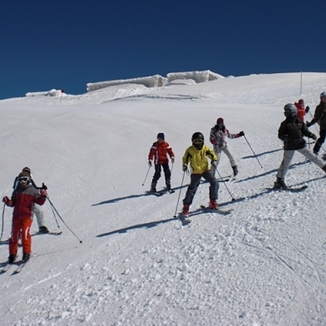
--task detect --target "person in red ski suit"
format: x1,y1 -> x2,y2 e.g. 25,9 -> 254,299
148,133 -> 175,192
294,99 -> 310,121
2,171 -> 47,264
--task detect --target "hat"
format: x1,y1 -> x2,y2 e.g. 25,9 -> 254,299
298,99 -> 304,105
22,167 -> 31,175
18,171 -> 30,179
216,117 -> 224,124
157,133 -> 165,140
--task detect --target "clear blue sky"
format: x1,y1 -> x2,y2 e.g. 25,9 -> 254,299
1,0 -> 324,99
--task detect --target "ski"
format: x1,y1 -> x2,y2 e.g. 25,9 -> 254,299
146,191 -> 164,197
0,263 -> 12,274
12,261 -> 28,274
178,214 -> 191,225
32,231 -> 62,236
200,205 -> 233,215
266,185 -> 308,193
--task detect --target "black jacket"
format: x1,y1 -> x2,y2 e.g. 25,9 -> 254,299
278,116 -> 315,150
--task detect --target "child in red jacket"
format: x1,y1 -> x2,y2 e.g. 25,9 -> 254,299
3,171 -> 47,264
148,133 -> 175,192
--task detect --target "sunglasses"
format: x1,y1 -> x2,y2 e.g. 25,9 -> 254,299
18,177 -> 29,182
193,139 -> 203,145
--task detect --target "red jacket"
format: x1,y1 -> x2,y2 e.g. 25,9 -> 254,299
148,141 -> 174,165
5,184 -> 46,220
294,102 -> 306,121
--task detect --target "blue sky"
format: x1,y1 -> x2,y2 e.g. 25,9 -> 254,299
1,0 -> 324,100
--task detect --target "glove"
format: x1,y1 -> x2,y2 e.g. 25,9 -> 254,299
305,106 -> 310,113
171,157 -> 175,164
238,131 -> 245,137
40,189 -> 47,196
2,196 -> 9,204
211,160 -> 218,168
182,164 -> 188,172
306,121 -> 311,127
282,135 -> 288,143
41,182 -> 47,190
311,134 -> 317,140
148,161 -> 152,167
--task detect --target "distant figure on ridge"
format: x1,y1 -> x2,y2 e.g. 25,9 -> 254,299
148,133 -> 175,193
209,117 -> 244,177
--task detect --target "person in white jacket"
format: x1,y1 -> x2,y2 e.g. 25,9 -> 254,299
209,117 -> 244,176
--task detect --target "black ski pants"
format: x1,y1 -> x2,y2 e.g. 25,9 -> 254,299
183,169 -> 219,206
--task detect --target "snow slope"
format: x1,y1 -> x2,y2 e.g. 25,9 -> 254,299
1,72 -> 326,325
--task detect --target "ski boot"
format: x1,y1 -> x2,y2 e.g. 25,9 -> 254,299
274,177 -> 287,190
182,204 -> 190,217
232,165 -> 238,177
22,253 -> 30,263
208,199 -> 218,210
8,254 -> 17,264
39,226 -> 49,234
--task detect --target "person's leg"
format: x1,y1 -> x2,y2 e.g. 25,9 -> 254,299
313,129 -> 326,154
202,169 -> 219,201
183,174 -> 202,206
298,147 -> 326,168
276,150 -> 295,179
162,163 -> 171,189
150,165 -> 161,191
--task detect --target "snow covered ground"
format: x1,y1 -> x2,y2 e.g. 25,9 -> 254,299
1,72 -> 326,325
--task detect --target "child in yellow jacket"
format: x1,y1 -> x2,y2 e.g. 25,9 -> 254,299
182,132 -> 219,216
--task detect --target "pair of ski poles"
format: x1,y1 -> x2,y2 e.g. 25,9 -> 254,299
0,196 -> 82,244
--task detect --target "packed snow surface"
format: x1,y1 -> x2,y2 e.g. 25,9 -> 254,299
1,72 -> 326,325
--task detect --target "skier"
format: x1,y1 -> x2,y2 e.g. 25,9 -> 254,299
209,117 -> 244,176
294,99 -> 310,121
2,171 -> 47,264
181,132 -> 219,216
274,103 -> 326,190
148,133 -> 175,192
306,91 -> 326,155
13,167 -> 49,233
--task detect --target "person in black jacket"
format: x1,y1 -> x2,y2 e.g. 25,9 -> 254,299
306,91 -> 326,155
275,103 -> 326,189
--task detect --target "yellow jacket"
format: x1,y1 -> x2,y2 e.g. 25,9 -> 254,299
182,145 -> 218,174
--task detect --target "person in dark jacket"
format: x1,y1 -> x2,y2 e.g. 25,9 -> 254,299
3,171 -> 47,263
275,103 -> 326,189
306,91 -> 326,155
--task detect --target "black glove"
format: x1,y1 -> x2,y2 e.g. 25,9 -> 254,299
182,165 -> 188,172
311,134 -> 317,140
2,196 -> 10,204
41,182 -> 47,190
306,121 -> 311,127
148,161 -> 152,167
305,106 -> 310,113
238,131 -> 245,137
282,135 -> 288,143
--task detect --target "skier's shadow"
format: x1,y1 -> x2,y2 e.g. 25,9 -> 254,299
92,184 -> 188,206
96,217 -> 177,237
241,148 -> 282,159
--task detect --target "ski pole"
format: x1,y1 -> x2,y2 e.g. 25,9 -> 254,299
142,165 -> 151,186
46,195 -> 83,243
48,200 -> 61,230
243,135 -> 263,168
214,166 -> 235,201
0,203 -> 5,242
173,170 -> 186,218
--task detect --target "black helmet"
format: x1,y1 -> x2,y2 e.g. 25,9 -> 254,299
192,132 -> 204,149
191,132 -> 204,142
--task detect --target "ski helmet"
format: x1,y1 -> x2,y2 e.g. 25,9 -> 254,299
320,91 -> 326,99
191,132 -> 204,149
284,103 -> 297,117
216,117 -> 224,124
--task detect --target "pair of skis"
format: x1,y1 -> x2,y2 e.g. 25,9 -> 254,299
179,205 -> 233,225
1,260 -> 28,274
146,189 -> 175,197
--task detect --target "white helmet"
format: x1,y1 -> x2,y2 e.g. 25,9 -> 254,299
320,91 -> 326,98
284,103 -> 297,117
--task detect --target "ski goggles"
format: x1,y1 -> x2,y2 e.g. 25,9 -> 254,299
193,139 -> 203,145
18,177 -> 29,182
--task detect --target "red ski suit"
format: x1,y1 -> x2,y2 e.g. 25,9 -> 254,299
5,184 -> 46,256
